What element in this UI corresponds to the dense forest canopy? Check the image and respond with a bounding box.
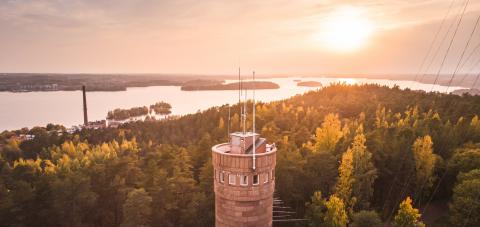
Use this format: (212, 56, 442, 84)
(1, 84, 480, 227)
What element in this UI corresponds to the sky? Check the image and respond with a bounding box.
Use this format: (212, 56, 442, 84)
(0, 0, 480, 76)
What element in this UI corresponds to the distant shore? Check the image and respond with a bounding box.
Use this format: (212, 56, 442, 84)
(0, 74, 221, 92)
(181, 81, 279, 91)
(0, 73, 477, 92)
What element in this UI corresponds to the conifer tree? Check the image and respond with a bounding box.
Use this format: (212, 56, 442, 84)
(450, 169, 480, 227)
(351, 126, 377, 210)
(122, 188, 152, 227)
(351, 210, 381, 227)
(305, 191, 327, 227)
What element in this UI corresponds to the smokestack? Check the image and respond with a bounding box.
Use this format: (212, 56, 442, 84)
(82, 85, 88, 126)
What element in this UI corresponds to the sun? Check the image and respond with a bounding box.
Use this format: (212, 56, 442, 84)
(314, 6, 375, 52)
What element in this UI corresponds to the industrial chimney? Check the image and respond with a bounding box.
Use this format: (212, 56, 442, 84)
(82, 85, 88, 126)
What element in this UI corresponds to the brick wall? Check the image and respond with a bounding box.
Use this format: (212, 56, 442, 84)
(212, 147, 276, 227)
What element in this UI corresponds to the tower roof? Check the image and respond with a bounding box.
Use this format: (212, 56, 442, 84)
(230, 132, 259, 138)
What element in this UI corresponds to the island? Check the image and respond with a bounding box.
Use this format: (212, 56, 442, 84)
(107, 106, 149, 121)
(181, 81, 280, 91)
(150, 102, 172, 115)
(106, 101, 173, 122)
(297, 81, 323, 87)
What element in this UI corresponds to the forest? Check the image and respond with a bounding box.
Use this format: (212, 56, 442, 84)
(1, 84, 480, 227)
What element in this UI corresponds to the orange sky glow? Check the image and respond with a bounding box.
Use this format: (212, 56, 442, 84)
(0, 0, 479, 76)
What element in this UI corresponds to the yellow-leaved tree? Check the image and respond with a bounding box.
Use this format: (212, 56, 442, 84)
(412, 135, 436, 201)
(315, 113, 343, 153)
(393, 197, 425, 227)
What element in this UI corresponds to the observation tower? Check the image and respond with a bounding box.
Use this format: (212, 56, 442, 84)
(212, 132, 277, 226)
(211, 70, 277, 227)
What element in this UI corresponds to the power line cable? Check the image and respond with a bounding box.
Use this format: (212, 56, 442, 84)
(415, 33, 478, 205)
(456, 39, 480, 85)
(469, 62, 480, 90)
(431, 0, 470, 93)
(445, 15, 480, 93)
(410, 0, 457, 87)
(422, 1, 474, 215)
(386, 168, 416, 223)
(465, 55, 480, 77)
(385, 0, 472, 222)
(381, 1, 462, 221)
(417, 0, 463, 85)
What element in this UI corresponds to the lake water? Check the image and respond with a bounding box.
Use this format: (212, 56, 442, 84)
(0, 77, 466, 131)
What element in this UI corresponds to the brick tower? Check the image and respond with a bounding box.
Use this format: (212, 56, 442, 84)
(212, 131, 277, 227)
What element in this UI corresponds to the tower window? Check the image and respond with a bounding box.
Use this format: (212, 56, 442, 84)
(253, 175, 259, 185)
(229, 174, 236, 185)
(220, 171, 225, 183)
(264, 173, 269, 183)
(240, 175, 248, 186)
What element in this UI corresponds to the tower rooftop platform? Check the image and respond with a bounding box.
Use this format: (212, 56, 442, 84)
(218, 131, 276, 155)
(230, 131, 259, 138)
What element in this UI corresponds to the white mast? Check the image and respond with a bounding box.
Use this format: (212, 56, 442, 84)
(238, 68, 242, 131)
(252, 71, 256, 170)
(243, 81, 247, 135)
(227, 104, 231, 137)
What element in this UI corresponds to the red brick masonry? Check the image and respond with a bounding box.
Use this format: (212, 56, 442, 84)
(212, 143, 276, 227)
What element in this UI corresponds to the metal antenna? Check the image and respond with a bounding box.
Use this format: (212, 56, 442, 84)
(227, 104, 231, 137)
(243, 80, 247, 135)
(252, 71, 256, 170)
(238, 68, 242, 131)
(239, 68, 246, 153)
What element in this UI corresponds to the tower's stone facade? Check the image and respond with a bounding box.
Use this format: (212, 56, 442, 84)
(212, 132, 276, 227)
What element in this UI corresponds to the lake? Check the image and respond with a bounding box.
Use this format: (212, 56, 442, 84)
(0, 77, 466, 131)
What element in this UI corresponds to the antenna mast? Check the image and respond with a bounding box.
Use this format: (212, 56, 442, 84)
(238, 68, 242, 131)
(243, 80, 247, 135)
(252, 71, 256, 170)
(227, 104, 231, 137)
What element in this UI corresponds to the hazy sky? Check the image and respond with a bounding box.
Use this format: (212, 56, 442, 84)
(1, 0, 479, 75)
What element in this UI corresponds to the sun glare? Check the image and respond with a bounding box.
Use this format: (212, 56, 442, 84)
(340, 78, 358, 85)
(315, 6, 375, 52)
